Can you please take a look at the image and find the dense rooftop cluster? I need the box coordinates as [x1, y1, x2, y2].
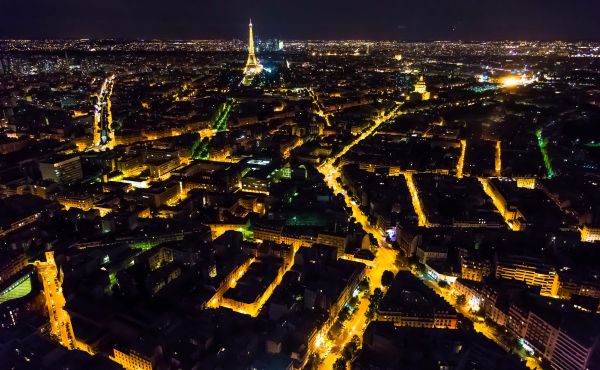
[0, 37, 600, 370]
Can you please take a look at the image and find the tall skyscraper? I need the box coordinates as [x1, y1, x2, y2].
[0, 57, 12, 75]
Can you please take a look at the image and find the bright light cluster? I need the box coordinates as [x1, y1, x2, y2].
[500, 74, 536, 87]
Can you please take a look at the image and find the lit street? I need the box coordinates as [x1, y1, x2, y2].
[315, 105, 403, 368]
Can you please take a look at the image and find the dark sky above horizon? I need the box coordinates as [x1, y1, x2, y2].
[2, 0, 599, 41]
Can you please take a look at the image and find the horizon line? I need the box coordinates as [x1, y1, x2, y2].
[1, 38, 600, 43]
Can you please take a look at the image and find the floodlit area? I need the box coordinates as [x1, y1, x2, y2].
[500, 74, 537, 88]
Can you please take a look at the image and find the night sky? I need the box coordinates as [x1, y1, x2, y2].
[2, 0, 599, 40]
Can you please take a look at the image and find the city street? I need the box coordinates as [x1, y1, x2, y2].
[315, 105, 403, 368]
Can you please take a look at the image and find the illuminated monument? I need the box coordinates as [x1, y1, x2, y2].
[242, 20, 262, 85]
[407, 76, 431, 101]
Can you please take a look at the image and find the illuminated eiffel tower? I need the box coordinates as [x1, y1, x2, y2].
[243, 19, 262, 76]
